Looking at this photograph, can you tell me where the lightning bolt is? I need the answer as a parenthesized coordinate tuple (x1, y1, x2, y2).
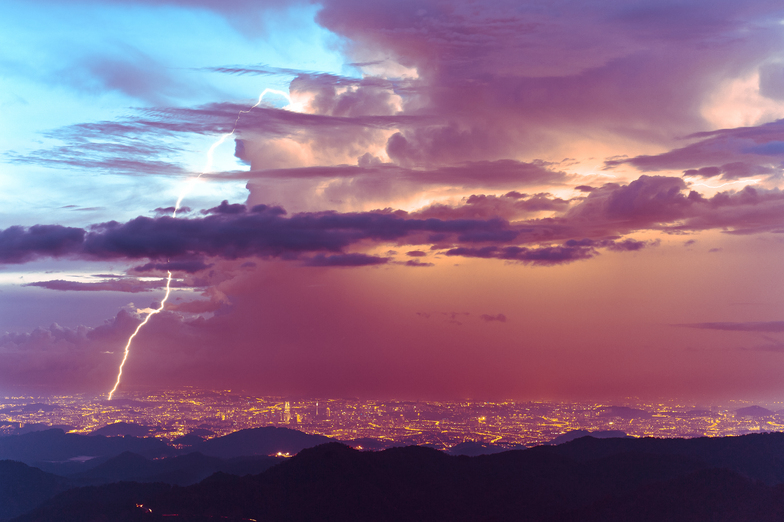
(174, 88, 292, 216)
(107, 88, 291, 400)
(107, 272, 173, 400)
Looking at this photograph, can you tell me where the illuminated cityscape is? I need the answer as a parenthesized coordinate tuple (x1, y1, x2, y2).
(2, 389, 784, 450)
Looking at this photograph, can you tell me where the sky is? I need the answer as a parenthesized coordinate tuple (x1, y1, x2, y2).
(4, 0, 784, 402)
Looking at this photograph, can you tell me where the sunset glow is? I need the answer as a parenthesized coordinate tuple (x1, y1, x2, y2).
(3, 0, 784, 405)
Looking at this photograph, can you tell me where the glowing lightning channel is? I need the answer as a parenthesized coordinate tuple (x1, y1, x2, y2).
(107, 88, 290, 400)
(173, 88, 292, 217)
(107, 271, 173, 400)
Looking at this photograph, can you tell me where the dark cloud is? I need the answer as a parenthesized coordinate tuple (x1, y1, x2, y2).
(75, 208, 541, 264)
(406, 250, 426, 257)
(504, 191, 526, 199)
(23, 278, 187, 293)
(606, 119, 784, 180)
(404, 259, 433, 267)
(603, 238, 651, 252)
(480, 314, 507, 323)
(0, 225, 84, 264)
(1, 208, 523, 268)
(444, 236, 652, 265)
(445, 245, 597, 266)
(155, 206, 190, 217)
(6, 174, 780, 272)
(679, 321, 784, 332)
(202, 200, 247, 215)
(303, 253, 389, 267)
(132, 260, 215, 273)
(683, 166, 722, 179)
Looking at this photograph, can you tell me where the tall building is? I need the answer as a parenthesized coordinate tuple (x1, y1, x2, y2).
(283, 401, 291, 423)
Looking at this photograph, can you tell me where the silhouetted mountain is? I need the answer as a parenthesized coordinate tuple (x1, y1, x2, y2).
(0, 460, 72, 520)
(13, 481, 171, 522)
(445, 440, 510, 456)
(546, 432, 784, 485)
(736, 405, 775, 418)
(192, 426, 332, 458)
(0, 404, 59, 415)
(342, 437, 400, 451)
(90, 422, 154, 437)
(547, 429, 630, 445)
(16, 432, 784, 521)
(552, 468, 784, 521)
(0, 429, 172, 469)
(0, 424, 74, 437)
(68, 451, 281, 486)
(170, 433, 204, 448)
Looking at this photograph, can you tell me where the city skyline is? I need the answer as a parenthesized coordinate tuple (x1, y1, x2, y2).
(4, 389, 784, 449)
(3, 0, 784, 402)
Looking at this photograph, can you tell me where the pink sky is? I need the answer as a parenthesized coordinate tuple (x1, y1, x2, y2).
(3, 0, 784, 402)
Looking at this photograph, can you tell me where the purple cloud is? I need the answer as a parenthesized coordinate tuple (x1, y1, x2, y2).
(404, 259, 433, 267)
(563, 177, 784, 235)
(23, 278, 182, 293)
(5, 175, 780, 272)
(680, 321, 784, 332)
(445, 245, 597, 265)
(132, 260, 214, 274)
(605, 119, 784, 180)
(480, 314, 507, 323)
(0, 225, 84, 264)
(304, 253, 389, 267)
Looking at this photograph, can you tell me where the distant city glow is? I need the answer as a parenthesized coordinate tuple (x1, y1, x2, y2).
(6, 390, 784, 448)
